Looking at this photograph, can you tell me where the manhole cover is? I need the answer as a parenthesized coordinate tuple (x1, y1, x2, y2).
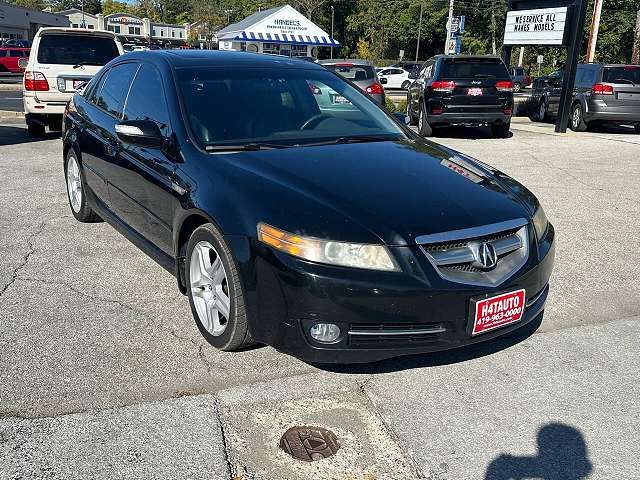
(279, 426, 340, 462)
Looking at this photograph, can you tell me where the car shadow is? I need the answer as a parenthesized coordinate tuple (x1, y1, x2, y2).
(315, 312, 543, 374)
(484, 423, 593, 480)
(431, 125, 514, 140)
(0, 125, 60, 146)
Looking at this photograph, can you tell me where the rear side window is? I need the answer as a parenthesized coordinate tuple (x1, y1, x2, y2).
(37, 34, 119, 66)
(123, 64, 171, 137)
(9, 50, 23, 57)
(325, 64, 375, 81)
(440, 59, 510, 79)
(95, 63, 138, 118)
(602, 66, 640, 85)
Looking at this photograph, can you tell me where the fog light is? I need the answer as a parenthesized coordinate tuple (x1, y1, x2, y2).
(309, 323, 341, 343)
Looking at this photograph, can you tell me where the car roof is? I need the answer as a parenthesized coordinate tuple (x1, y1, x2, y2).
(317, 59, 374, 66)
(35, 27, 119, 38)
(118, 50, 327, 70)
(434, 54, 503, 61)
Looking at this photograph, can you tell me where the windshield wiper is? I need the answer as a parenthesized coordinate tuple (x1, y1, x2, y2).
(204, 142, 291, 152)
(299, 135, 400, 147)
(73, 61, 98, 69)
(611, 78, 636, 86)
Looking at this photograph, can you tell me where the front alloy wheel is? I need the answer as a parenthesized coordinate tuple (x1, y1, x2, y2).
(185, 223, 253, 351)
(418, 102, 433, 137)
(570, 103, 588, 132)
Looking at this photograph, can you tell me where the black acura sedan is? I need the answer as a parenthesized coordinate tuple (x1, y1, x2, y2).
(62, 51, 555, 363)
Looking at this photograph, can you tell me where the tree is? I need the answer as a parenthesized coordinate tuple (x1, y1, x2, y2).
(631, 6, 640, 63)
(102, 0, 130, 16)
(6, 0, 46, 9)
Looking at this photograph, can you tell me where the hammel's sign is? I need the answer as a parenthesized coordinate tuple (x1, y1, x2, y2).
(503, 7, 568, 46)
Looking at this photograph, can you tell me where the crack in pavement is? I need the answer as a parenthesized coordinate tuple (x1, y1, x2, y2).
(0, 221, 45, 299)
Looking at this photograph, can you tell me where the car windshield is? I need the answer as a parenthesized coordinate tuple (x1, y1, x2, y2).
(37, 34, 119, 66)
(177, 67, 405, 149)
(324, 64, 375, 81)
(602, 66, 640, 85)
(440, 59, 510, 79)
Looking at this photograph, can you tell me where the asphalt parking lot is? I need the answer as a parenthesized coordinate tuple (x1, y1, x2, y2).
(1, 117, 639, 479)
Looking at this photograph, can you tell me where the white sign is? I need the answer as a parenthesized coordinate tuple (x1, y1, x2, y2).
(503, 7, 568, 46)
(537, 54, 544, 64)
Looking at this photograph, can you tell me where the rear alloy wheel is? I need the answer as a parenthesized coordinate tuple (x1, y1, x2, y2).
(569, 103, 588, 132)
(537, 100, 548, 122)
(186, 223, 253, 351)
(65, 150, 101, 223)
(513, 82, 523, 93)
(401, 80, 411, 90)
(418, 101, 433, 137)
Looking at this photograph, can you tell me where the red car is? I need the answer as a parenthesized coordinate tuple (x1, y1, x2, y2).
(0, 47, 30, 73)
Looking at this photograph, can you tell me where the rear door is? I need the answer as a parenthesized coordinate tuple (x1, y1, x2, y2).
(436, 57, 512, 111)
(78, 62, 139, 212)
(32, 32, 121, 104)
(600, 65, 640, 110)
(409, 60, 432, 113)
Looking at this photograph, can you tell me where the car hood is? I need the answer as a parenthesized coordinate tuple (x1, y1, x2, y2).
(223, 139, 532, 246)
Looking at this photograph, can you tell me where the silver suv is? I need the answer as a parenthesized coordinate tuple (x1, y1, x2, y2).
(317, 59, 385, 105)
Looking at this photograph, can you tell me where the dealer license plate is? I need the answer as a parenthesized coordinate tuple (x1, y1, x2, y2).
(467, 87, 483, 96)
(73, 79, 86, 89)
(471, 289, 526, 336)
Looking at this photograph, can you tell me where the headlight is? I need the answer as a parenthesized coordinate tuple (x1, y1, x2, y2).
(532, 205, 549, 240)
(257, 223, 398, 271)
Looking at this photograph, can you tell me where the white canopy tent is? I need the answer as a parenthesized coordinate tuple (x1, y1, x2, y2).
(217, 5, 339, 58)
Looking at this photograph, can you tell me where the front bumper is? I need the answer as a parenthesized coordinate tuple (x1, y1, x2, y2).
(245, 224, 555, 364)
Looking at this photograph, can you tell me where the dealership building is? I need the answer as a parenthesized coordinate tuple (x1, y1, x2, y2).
(217, 4, 339, 58)
(0, 1, 69, 42)
(58, 9, 188, 46)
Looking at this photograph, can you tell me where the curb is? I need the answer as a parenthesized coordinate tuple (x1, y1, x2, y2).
(0, 109, 25, 119)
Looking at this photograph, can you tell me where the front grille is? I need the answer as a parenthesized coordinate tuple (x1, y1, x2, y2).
(417, 219, 530, 287)
(349, 323, 446, 348)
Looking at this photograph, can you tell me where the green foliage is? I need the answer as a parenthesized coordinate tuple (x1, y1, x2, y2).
(384, 96, 397, 113)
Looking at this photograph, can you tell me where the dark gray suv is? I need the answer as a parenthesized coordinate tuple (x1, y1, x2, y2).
(530, 64, 640, 133)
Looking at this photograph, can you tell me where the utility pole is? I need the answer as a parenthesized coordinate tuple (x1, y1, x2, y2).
(586, 0, 603, 62)
(330, 4, 335, 59)
(416, 3, 423, 61)
(443, 0, 454, 54)
(518, 47, 524, 67)
(632, 7, 640, 64)
(81, 0, 85, 28)
(491, 2, 497, 55)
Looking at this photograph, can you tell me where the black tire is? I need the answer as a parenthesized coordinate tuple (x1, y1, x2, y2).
(186, 223, 253, 351)
(406, 96, 416, 126)
(634, 124, 640, 134)
(569, 103, 588, 132)
(513, 82, 523, 93)
(418, 101, 433, 137)
(64, 149, 102, 223)
(27, 121, 45, 137)
(491, 122, 511, 138)
(401, 80, 411, 90)
(531, 99, 548, 122)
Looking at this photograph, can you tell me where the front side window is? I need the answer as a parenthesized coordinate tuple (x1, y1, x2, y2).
(37, 34, 119, 66)
(95, 63, 139, 118)
(177, 67, 405, 148)
(123, 64, 171, 137)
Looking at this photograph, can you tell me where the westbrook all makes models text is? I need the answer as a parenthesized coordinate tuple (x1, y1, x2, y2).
(62, 50, 555, 363)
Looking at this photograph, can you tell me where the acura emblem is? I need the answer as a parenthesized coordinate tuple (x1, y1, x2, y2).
(471, 241, 498, 270)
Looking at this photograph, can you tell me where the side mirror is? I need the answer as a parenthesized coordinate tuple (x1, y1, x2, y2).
(379, 77, 388, 85)
(393, 112, 410, 125)
(18, 57, 28, 69)
(115, 120, 164, 147)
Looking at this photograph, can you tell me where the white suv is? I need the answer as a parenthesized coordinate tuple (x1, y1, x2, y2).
(23, 27, 123, 136)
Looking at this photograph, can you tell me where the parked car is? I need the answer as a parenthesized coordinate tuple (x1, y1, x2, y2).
(0, 47, 29, 73)
(407, 55, 514, 137)
(509, 66, 531, 92)
(377, 67, 413, 90)
(530, 63, 640, 133)
(1, 39, 31, 48)
(317, 59, 385, 105)
(62, 50, 554, 364)
(23, 27, 123, 136)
